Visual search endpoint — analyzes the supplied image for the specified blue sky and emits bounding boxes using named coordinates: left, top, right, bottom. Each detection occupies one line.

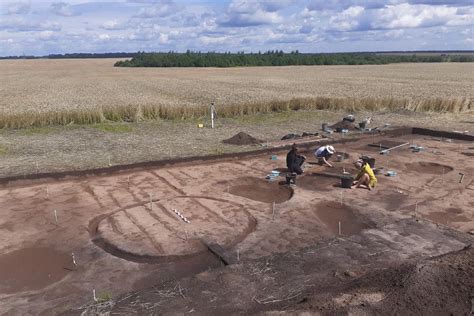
left=0, top=0, right=473, bottom=56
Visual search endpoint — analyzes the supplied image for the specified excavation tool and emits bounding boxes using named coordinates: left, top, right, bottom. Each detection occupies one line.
left=380, top=142, right=409, bottom=155
left=459, top=172, right=465, bottom=183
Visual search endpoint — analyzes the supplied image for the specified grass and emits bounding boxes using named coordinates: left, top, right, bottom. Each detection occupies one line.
left=19, top=126, right=55, bottom=136
left=96, top=291, right=112, bottom=303
left=91, top=123, right=134, bottom=133
left=0, top=145, right=8, bottom=155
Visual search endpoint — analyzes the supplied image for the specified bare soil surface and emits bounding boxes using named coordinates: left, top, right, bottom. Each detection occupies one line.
left=228, top=177, right=293, bottom=204
left=0, top=128, right=472, bottom=315
left=0, top=247, right=71, bottom=294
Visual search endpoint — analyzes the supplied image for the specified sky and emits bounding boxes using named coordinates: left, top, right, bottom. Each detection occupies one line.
left=0, top=0, right=473, bottom=56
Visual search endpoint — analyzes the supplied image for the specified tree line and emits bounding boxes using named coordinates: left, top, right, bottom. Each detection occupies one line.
left=114, top=50, right=474, bottom=67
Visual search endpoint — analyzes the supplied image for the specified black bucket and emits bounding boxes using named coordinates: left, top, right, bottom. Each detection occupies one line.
left=341, top=175, right=353, bottom=189
left=361, top=156, right=376, bottom=168
left=322, top=123, right=328, bottom=131
left=359, top=122, right=367, bottom=129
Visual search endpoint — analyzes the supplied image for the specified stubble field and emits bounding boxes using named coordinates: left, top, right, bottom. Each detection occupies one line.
left=0, top=59, right=472, bottom=128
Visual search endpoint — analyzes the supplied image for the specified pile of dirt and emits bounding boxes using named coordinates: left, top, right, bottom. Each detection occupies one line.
left=295, top=245, right=474, bottom=315
left=223, top=132, right=262, bottom=145
left=330, top=120, right=357, bottom=131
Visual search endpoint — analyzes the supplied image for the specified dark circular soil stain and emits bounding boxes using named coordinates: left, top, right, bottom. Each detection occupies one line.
left=405, top=162, right=454, bottom=174
left=424, top=211, right=470, bottom=225
left=0, top=247, right=70, bottom=294
left=314, top=201, right=374, bottom=236
left=298, top=174, right=339, bottom=191
left=229, top=177, right=293, bottom=204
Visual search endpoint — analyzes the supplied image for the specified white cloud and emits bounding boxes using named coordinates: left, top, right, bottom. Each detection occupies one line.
left=51, top=2, right=80, bottom=17
left=101, top=20, right=126, bottom=30
left=0, top=0, right=473, bottom=56
left=39, top=30, right=59, bottom=41
left=6, top=1, right=30, bottom=14
left=219, top=0, right=283, bottom=27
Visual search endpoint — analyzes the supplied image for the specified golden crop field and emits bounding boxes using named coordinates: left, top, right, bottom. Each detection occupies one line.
left=0, top=59, right=472, bottom=128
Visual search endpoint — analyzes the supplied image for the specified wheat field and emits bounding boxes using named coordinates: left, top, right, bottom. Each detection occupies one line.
left=0, top=59, right=472, bottom=128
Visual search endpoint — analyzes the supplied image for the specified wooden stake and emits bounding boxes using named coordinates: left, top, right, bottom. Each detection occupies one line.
left=272, top=202, right=275, bottom=220
left=340, top=191, right=343, bottom=206
left=45, top=186, right=49, bottom=199
left=237, top=249, right=240, bottom=262
left=414, top=201, right=418, bottom=218
left=127, top=175, right=130, bottom=188
left=338, top=221, right=341, bottom=236
left=93, top=289, right=98, bottom=302
left=54, top=209, right=58, bottom=225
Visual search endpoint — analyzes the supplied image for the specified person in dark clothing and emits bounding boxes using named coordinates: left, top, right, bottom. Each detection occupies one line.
left=286, top=144, right=306, bottom=175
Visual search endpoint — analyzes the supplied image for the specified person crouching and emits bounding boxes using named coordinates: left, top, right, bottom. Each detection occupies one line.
left=352, top=159, right=377, bottom=190
left=314, top=145, right=335, bottom=168
left=286, top=144, right=306, bottom=175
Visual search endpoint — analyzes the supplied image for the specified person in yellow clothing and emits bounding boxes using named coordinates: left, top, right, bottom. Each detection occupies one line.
left=352, top=159, right=377, bottom=190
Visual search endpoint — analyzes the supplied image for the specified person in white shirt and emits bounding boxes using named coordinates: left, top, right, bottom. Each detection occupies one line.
left=314, top=145, right=335, bottom=168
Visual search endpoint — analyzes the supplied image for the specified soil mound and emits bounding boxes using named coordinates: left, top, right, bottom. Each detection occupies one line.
left=371, top=246, right=474, bottom=315
left=223, top=132, right=262, bottom=145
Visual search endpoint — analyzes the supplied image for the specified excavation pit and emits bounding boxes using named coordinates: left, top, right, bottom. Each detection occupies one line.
left=314, top=201, right=374, bottom=236
left=228, top=177, right=293, bottom=204
left=405, top=161, right=454, bottom=174
left=298, top=173, right=339, bottom=191
left=0, top=127, right=473, bottom=314
left=0, top=247, right=70, bottom=294
left=91, top=196, right=256, bottom=261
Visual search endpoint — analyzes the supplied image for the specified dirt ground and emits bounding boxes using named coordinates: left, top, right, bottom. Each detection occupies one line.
left=0, top=126, right=472, bottom=315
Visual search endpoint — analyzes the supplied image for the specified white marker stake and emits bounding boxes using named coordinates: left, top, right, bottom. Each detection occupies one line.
left=338, top=221, right=342, bottom=236
left=237, top=249, right=240, bottom=262
left=185, top=228, right=188, bottom=241
left=71, top=253, right=77, bottom=266
left=46, top=186, right=49, bottom=199
left=340, top=191, right=343, bottom=206
left=272, top=202, right=275, bottom=220
left=93, top=289, right=98, bottom=302
left=415, top=201, right=418, bottom=218
left=54, top=210, right=58, bottom=225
